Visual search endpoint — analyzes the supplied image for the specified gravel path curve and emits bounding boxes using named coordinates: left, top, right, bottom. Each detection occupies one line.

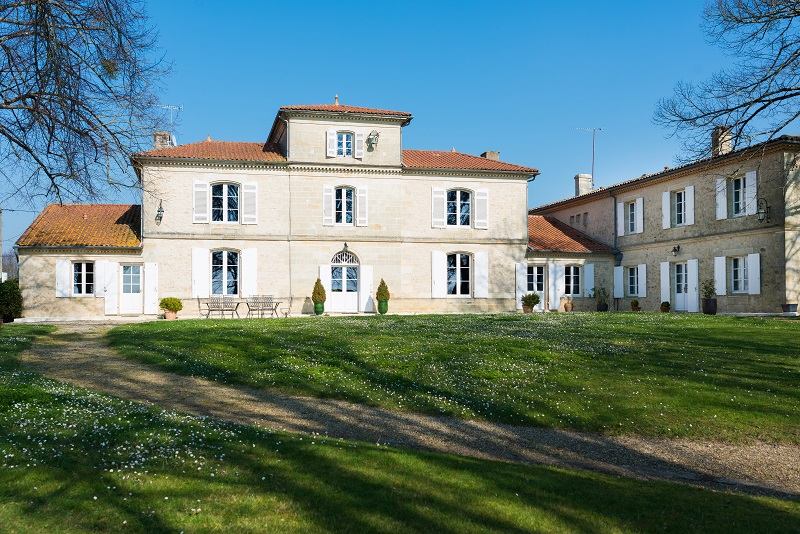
left=19, top=323, right=800, bottom=500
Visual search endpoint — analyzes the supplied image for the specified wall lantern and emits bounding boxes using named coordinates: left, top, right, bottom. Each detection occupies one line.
left=366, top=130, right=380, bottom=147
left=671, top=245, right=681, bottom=257
left=756, top=198, right=771, bottom=223
left=155, top=200, right=164, bottom=225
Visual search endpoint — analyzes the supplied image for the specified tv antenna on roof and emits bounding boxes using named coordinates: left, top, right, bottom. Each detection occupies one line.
left=575, top=127, right=603, bottom=186
left=157, top=104, right=183, bottom=145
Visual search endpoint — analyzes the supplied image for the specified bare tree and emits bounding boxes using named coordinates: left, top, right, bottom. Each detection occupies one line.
left=0, top=0, right=167, bottom=203
left=2, top=250, right=16, bottom=279
left=655, top=0, right=800, bottom=160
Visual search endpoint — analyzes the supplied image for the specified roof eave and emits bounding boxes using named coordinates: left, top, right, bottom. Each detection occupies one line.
left=130, top=155, right=288, bottom=167
left=17, top=244, right=143, bottom=252
left=404, top=166, right=539, bottom=177
left=278, top=108, right=413, bottom=127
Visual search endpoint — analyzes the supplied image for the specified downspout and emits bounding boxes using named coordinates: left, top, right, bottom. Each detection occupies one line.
left=278, top=114, right=293, bottom=311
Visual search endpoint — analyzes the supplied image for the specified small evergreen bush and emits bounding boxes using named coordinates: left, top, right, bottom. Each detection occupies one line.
left=521, top=293, right=540, bottom=307
left=312, top=279, right=326, bottom=303
left=376, top=279, right=390, bottom=301
left=0, top=279, right=23, bottom=322
left=159, top=297, right=183, bottom=312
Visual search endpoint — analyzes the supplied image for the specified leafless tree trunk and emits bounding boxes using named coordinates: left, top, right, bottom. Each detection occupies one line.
left=0, top=0, right=168, bottom=203
left=655, top=0, right=800, bottom=160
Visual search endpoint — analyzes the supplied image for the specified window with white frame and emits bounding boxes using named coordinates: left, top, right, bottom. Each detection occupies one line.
left=731, top=256, right=748, bottom=293
left=447, top=253, right=471, bottom=296
left=627, top=266, right=639, bottom=296
left=73, top=262, right=94, bottom=295
left=564, top=265, right=580, bottom=296
left=335, top=187, right=354, bottom=225
left=731, top=176, right=746, bottom=216
left=447, top=190, right=471, bottom=226
left=211, top=250, right=239, bottom=296
left=626, top=201, right=636, bottom=234
left=211, top=183, right=239, bottom=222
left=337, top=132, right=353, bottom=157
left=674, top=190, right=686, bottom=226
left=527, top=265, right=544, bottom=292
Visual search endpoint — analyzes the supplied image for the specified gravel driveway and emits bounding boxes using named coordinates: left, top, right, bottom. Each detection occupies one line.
left=19, top=322, right=800, bottom=501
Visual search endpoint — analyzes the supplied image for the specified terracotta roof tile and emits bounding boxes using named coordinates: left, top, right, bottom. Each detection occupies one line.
left=17, top=204, right=141, bottom=248
left=528, top=215, right=613, bottom=253
left=280, top=103, right=412, bottom=117
left=403, top=149, right=538, bottom=173
left=134, top=139, right=285, bottom=162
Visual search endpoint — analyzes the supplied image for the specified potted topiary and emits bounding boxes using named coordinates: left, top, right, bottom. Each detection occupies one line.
left=630, top=299, right=641, bottom=312
left=312, top=278, right=326, bottom=315
left=159, top=297, right=183, bottom=320
left=376, top=278, right=390, bottom=314
left=521, top=293, right=540, bottom=313
left=562, top=295, right=573, bottom=312
left=589, top=286, right=610, bottom=312
left=660, top=301, right=671, bottom=313
left=701, top=278, right=717, bottom=315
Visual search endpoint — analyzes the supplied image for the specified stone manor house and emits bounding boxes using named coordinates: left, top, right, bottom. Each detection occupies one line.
left=14, top=101, right=800, bottom=319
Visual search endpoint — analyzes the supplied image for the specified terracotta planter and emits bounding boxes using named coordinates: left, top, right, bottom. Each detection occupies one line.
left=563, top=303, right=573, bottom=312
left=314, top=302, right=324, bottom=315
left=378, top=300, right=388, bottom=314
left=660, top=306, right=670, bottom=313
left=164, top=310, right=178, bottom=320
left=522, top=305, right=533, bottom=313
left=702, top=298, right=717, bottom=315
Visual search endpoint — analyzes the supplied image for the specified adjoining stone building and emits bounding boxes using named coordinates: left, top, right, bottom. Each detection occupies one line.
left=527, top=131, right=800, bottom=313
left=16, top=100, right=539, bottom=319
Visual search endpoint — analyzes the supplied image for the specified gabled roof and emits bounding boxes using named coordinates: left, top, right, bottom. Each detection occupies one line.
left=528, top=215, right=614, bottom=253
left=17, top=204, right=141, bottom=248
left=134, top=139, right=285, bottom=162
left=403, top=149, right=538, bottom=173
left=280, top=103, right=412, bottom=118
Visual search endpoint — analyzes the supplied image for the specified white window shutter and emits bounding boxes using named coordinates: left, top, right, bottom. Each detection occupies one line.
left=583, top=263, right=595, bottom=297
left=474, top=190, right=489, bottom=230
left=515, top=262, right=527, bottom=310
left=660, top=262, right=670, bottom=304
left=191, top=248, right=210, bottom=298
left=56, top=259, right=71, bottom=297
left=431, top=251, right=447, bottom=298
left=716, top=178, right=727, bottom=220
left=359, top=265, right=374, bottom=312
left=474, top=252, right=489, bottom=299
left=637, top=263, right=647, bottom=298
left=745, top=171, right=757, bottom=216
left=104, top=262, right=118, bottom=315
left=635, top=197, right=644, bottom=234
left=322, top=185, right=334, bottom=226
left=193, top=181, right=209, bottom=223
left=356, top=187, right=368, bottom=227
left=144, top=263, right=159, bottom=315
left=685, top=186, right=695, bottom=225
left=355, top=132, right=365, bottom=159
left=714, top=256, right=726, bottom=295
left=319, top=264, right=332, bottom=299
left=747, top=253, right=761, bottom=295
left=662, top=191, right=670, bottom=229
left=613, top=266, right=624, bottom=298
left=548, top=263, right=562, bottom=310
left=326, top=130, right=336, bottom=158
left=616, top=202, right=624, bottom=236
left=431, top=187, right=446, bottom=228
left=241, top=248, right=257, bottom=297
left=94, top=261, right=106, bottom=299
left=687, top=259, right=699, bottom=312
left=242, top=183, right=258, bottom=225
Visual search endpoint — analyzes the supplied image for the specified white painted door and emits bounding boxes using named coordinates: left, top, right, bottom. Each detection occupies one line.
left=528, top=265, right=545, bottom=311
left=330, top=265, right=359, bottom=312
left=119, top=264, right=143, bottom=314
left=674, top=263, right=688, bottom=311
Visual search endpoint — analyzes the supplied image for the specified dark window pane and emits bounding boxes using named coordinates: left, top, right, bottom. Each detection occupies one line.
left=346, top=267, right=358, bottom=292
left=227, top=251, right=238, bottom=266
left=447, top=267, right=456, bottom=294
left=332, top=267, right=342, bottom=292
left=460, top=254, right=470, bottom=267
left=447, top=254, right=456, bottom=268
left=211, top=266, right=223, bottom=294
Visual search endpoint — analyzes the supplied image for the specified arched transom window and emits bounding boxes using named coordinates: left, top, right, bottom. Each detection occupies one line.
left=331, top=250, right=359, bottom=294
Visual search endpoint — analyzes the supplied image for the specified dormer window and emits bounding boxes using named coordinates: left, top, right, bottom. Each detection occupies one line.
left=337, top=132, right=353, bottom=157
left=327, top=130, right=364, bottom=159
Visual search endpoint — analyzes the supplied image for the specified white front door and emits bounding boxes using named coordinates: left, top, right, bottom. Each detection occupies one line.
left=330, top=265, right=359, bottom=313
left=119, top=264, right=143, bottom=314
left=674, top=262, right=688, bottom=311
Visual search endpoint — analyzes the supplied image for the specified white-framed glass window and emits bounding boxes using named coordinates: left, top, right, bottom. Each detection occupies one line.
left=731, top=256, right=748, bottom=293
left=527, top=265, right=544, bottom=292
left=626, top=201, right=636, bottom=234
left=337, top=132, right=353, bottom=157
left=447, top=253, right=471, bottom=296
left=121, top=265, right=141, bottom=295
left=72, top=262, right=94, bottom=295
left=211, top=249, right=239, bottom=296
left=447, top=189, right=471, bottom=226
left=674, top=189, right=686, bottom=226
left=211, top=183, right=239, bottom=222
left=564, top=265, right=580, bottom=296
left=335, top=187, right=354, bottom=225
left=627, top=266, right=639, bottom=296
left=731, top=176, right=746, bottom=216
left=331, top=266, right=358, bottom=293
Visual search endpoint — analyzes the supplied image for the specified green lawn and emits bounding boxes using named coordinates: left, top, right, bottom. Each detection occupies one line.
left=108, top=313, right=800, bottom=443
left=1, top=324, right=798, bottom=532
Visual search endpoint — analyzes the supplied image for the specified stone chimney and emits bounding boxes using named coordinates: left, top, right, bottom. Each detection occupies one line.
left=480, top=151, right=500, bottom=161
left=575, top=173, right=593, bottom=196
left=711, top=126, right=732, bottom=156
left=153, top=131, right=171, bottom=150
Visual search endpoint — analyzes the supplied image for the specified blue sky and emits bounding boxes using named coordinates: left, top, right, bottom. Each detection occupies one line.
left=2, top=1, right=732, bottom=251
